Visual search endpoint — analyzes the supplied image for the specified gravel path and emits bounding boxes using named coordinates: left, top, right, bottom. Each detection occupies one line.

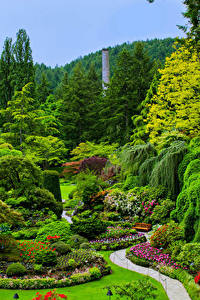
left=110, top=249, right=191, bottom=300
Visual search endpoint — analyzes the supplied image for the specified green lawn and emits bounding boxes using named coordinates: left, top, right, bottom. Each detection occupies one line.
left=0, top=252, right=169, bottom=300
left=60, top=183, right=76, bottom=201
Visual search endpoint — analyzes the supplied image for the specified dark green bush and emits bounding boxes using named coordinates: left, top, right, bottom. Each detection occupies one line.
left=43, top=170, right=62, bottom=202
left=150, top=199, right=175, bottom=224
left=51, top=241, right=71, bottom=255
left=29, top=188, right=63, bottom=219
left=35, top=249, right=57, bottom=266
left=80, top=242, right=91, bottom=249
left=6, top=263, right=27, bottom=277
left=36, top=220, right=72, bottom=243
left=123, top=175, right=139, bottom=191
left=13, top=228, right=38, bottom=240
left=71, top=211, right=107, bottom=239
left=68, top=234, right=88, bottom=249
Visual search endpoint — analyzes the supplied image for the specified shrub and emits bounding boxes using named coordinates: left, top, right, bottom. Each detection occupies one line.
left=68, top=235, right=88, bottom=249
left=35, top=249, right=57, bottom=266
left=32, top=290, right=67, bottom=300
left=43, top=170, right=62, bottom=202
left=6, top=263, right=27, bottom=277
left=79, top=156, right=107, bottom=175
left=80, top=242, right=91, bottom=249
left=70, top=272, right=91, bottom=284
left=51, top=241, right=71, bottom=255
left=36, top=220, right=72, bottom=243
left=29, top=188, right=63, bottom=219
left=33, top=264, right=43, bottom=274
left=89, top=267, right=101, bottom=279
left=123, top=175, right=139, bottom=191
left=150, top=199, right=175, bottom=224
left=71, top=211, right=107, bottom=239
left=177, top=243, right=200, bottom=272
left=150, top=221, right=184, bottom=249
left=13, top=228, right=38, bottom=240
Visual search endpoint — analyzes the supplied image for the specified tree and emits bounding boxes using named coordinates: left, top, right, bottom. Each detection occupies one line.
left=61, top=62, right=101, bottom=148
left=36, top=72, right=51, bottom=104
left=24, top=135, right=68, bottom=169
left=100, top=43, right=154, bottom=145
left=0, top=38, right=15, bottom=109
left=0, top=83, right=41, bottom=149
left=146, top=41, right=200, bottom=146
left=13, top=29, right=35, bottom=92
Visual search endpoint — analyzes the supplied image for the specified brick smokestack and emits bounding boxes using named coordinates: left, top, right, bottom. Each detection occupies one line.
left=102, top=48, right=110, bottom=89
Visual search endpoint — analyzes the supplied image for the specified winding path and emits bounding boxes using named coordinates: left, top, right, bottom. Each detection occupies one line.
left=110, top=249, right=191, bottom=300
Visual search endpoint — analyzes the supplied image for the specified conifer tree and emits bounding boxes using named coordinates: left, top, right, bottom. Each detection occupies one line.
left=36, top=72, right=51, bottom=104
left=13, top=29, right=35, bottom=92
left=100, top=43, right=154, bottom=145
left=0, top=38, right=15, bottom=109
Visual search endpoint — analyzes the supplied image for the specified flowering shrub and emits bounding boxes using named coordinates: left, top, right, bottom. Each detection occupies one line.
left=150, top=221, right=184, bottom=249
left=98, top=226, right=136, bottom=239
left=32, top=289, right=67, bottom=299
left=90, top=233, right=146, bottom=251
left=18, top=241, right=55, bottom=263
left=129, top=242, right=187, bottom=269
left=141, top=199, right=159, bottom=215
left=195, top=272, right=200, bottom=285
left=46, top=235, right=60, bottom=243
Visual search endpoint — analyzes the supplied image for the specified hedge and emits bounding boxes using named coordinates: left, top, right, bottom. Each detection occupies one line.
left=43, top=170, right=62, bottom=202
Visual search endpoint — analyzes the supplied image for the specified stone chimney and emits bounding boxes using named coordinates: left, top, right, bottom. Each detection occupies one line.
left=102, top=48, right=110, bottom=89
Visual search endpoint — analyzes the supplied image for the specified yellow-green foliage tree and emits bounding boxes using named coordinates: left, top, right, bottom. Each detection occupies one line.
left=146, top=41, right=200, bottom=147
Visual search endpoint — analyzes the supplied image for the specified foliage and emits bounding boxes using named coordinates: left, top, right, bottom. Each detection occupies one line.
left=51, top=241, right=71, bottom=256
left=34, top=249, right=57, bottom=266
left=89, top=267, right=101, bottom=279
left=79, top=156, right=107, bottom=175
left=123, top=175, right=139, bottom=191
left=76, top=172, right=105, bottom=207
left=0, top=199, right=24, bottom=225
left=70, top=141, right=118, bottom=160
left=62, top=160, right=82, bottom=177
left=107, top=277, right=157, bottom=300
left=149, top=141, right=187, bottom=198
left=71, top=211, right=107, bottom=239
left=36, top=220, right=72, bottom=243
left=68, top=235, right=88, bottom=249
left=32, top=290, right=67, bottom=300
left=24, top=135, right=68, bottom=169
left=6, top=263, right=27, bottom=277
left=18, top=240, right=55, bottom=263
left=43, top=170, right=62, bottom=202
left=119, top=143, right=156, bottom=176
left=150, top=199, right=175, bottom=224
left=171, top=145, right=200, bottom=242
left=150, top=222, right=184, bottom=249
left=147, top=42, right=200, bottom=146
left=100, top=44, right=154, bottom=145
left=176, top=243, right=200, bottom=273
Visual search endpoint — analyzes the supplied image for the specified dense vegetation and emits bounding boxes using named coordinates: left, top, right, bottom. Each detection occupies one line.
left=0, top=0, right=199, bottom=299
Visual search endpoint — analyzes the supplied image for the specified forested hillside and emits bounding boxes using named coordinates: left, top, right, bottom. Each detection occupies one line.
left=35, top=37, right=176, bottom=90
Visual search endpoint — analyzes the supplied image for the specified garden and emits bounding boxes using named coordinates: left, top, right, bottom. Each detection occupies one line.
left=0, top=7, right=200, bottom=298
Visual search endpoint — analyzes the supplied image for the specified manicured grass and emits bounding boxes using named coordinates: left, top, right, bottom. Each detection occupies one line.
left=60, top=183, right=76, bottom=201
left=0, top=252, right=169, bottom=300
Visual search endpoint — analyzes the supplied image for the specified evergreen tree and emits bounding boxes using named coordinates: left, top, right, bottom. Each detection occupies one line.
left=100, top=43, right=154, bottom=145
left=36, top=72, right=51, bottom=104
left=0, top=83, right=41, bottom=149
left=13, top=29, right=35, bottom=91
left=0, top=38, right=15, bottom=109
left=61, top=62, right=101, bottom=148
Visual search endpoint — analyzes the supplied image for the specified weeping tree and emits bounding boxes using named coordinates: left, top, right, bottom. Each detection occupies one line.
left=119, top=143, right=156, bottom=176
left=139, top=141, right=188, bottom=198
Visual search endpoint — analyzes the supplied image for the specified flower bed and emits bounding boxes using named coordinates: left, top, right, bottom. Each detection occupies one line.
left=90, top=233, right=146, bottom=251
left=98, top=226, right=137, bottom=239
left=128, top=242, right=187, bottom=269
left=18, top=241, right=55, bottom=262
